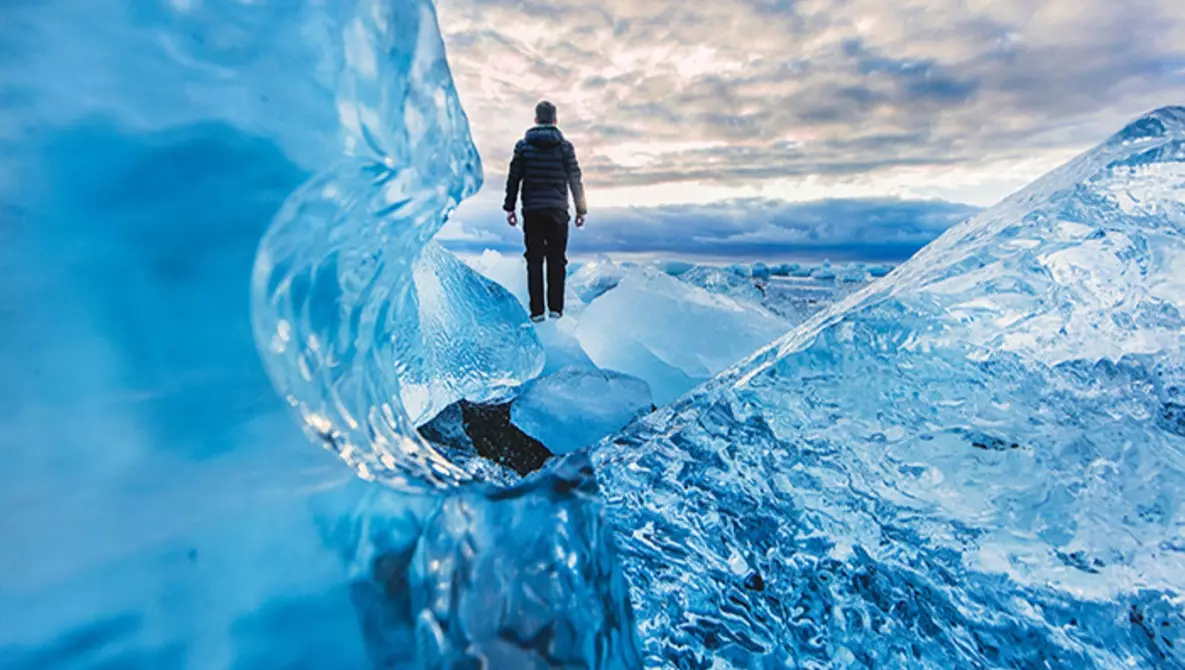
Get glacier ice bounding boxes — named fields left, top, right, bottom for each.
left=461, top=248, right=532, bottom=309
left=248, top=0, right=553, bottom=489
left=592, top=106, right=1185, bottom=667
left=677, top=264, right=769, bottom=305
left=405, top=242, right=544, bottom=426
left=8, top=0, right=1185, bottom=665
left=568, top=254, right=629, bottom=303
left=461, top=250, right=597, bottom=376
left=334, top=456, right=642, bottom=668
left=511, top=367, right=654, bottom=455
left=661, top=260, right=879, bottom=327
left=1, top=2, right=383, bottom=664
left=761, top=274, right=870, bottom=323
left=2, top=0, right=638, bottom=667
left=576, top=268, right=791, bottom=405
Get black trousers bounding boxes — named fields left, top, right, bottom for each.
left=522, top=208, right=569, bottom=316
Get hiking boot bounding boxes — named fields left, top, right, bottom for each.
left=530, top=313, right=546, bottom=323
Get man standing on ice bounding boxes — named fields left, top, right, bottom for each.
left=503, top=100, right=588, bottom=323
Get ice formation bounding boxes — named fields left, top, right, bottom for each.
left=3, top=0, right=637, bottom=667
left=677, top=264, right=768, bottom=305
left=7, top=0, right=1185, bottom=665
left=568, top=254, right=629, bottom=303
left=593, top=107, right=1185, bottom=667
left=576, top=269, right=791, bottom=405
left=248, top=0, right=548, bottom=489
left=511, top=367, right=654, bottom=455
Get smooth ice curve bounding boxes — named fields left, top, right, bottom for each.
left=250, top=0, right=543, bottom=491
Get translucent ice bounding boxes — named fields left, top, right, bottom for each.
left=405, top=242, right=544, bottom=426
left=11, top=0, right=1185, bottom=665
left=338, top=456, right=642, bottom=668
left=810, top=260, right=837, bottom=280
left=2, top=0, right=637, bottom=666
left=511, top=367, right=654, bottom=455
left=654, top=258, right=695, bottom=277
left=249, top=0, right=545, bottom=489
left=593, top=107, right=1185, bottom=667
left=677, top=264, right=768, bottom=305
left=576, top=269, right=790, bottom=405
left=568, top=254, right=628, bottom=303
left=462, top=249, right=532, bottom=308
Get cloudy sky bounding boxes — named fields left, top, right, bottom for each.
left=434, top=0, right=1185, bottom=259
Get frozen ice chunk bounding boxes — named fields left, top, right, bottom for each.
left=3, top=0, right=639, bottom=666
left=511, top=367, right=653, bottom=454
left=809, top=260, right=836, bottom=280
left=760, top=275, right=857, bottom=323
left=593, top=107, right=1185, bottom=667
left=575, top=269, right=789, bottom=404
left=462, top=248, right=531, bottom=308
left=532, top=318, right=598, bottom=376
left=568, top=254, right=627, bottom=303
left=348, top=455, right=642, bottom=667
left=677, top=264, right=767, bottom=304
left=837, top=262, right=869, bottom=283
left=461, top=249, right=597, bottom=375
left=654, top=258, right=695, bottom=276
left=250, top=0, right=549, bottom=489
left=404, top=242, right=544, bottom=425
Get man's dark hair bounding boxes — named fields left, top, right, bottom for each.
left=535, top=100, right=557, bottom=125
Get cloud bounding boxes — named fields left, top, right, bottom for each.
left=439, top=191, right=979, bottom=261
left=436, top=0, right=1185, bottom=206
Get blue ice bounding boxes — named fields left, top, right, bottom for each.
left=4, top=0, right=1185, bottom=667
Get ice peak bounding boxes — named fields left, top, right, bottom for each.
left=1109, top=105, right=1185, bottom=144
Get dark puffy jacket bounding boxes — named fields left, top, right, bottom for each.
left=503, top=125, right=587, bottom=216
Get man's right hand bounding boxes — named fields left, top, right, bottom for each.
left=506, top=210, right=518, bottom=227
left=575, top=214, right=585, bottom=228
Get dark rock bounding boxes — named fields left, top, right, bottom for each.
left=418, top=399, right=555, bottom=476
left=744, top=571, right=765, bottom=592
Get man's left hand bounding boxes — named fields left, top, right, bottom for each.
left=506, top=210, right=518, bottom=227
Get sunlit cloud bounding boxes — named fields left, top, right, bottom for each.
left=438, top=0, right=1185, bottom=209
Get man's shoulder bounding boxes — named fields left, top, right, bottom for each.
left=513, top=138, right=529, bottom=152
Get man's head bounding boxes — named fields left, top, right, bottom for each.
left=535, top=100, right=557, bottom=126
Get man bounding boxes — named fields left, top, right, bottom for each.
left=503, top=100, right=588, bottom=322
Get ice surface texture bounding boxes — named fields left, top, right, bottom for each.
left=593, top=107, right=1185, bottom=667
left=577, top=269, right=791, bottom=405
left=3, top=0, right=639, bottom=667
left=0, top=2, right=387, bottom=664
left=333, top=455, right=642, bottom=668
left=244, top=1, right=643, bottom=666
left=511, top=367, right=655, bottom=455
left=9, top=0, right=1185, bottom=665
left=249, top=0, right=544, bottom=490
